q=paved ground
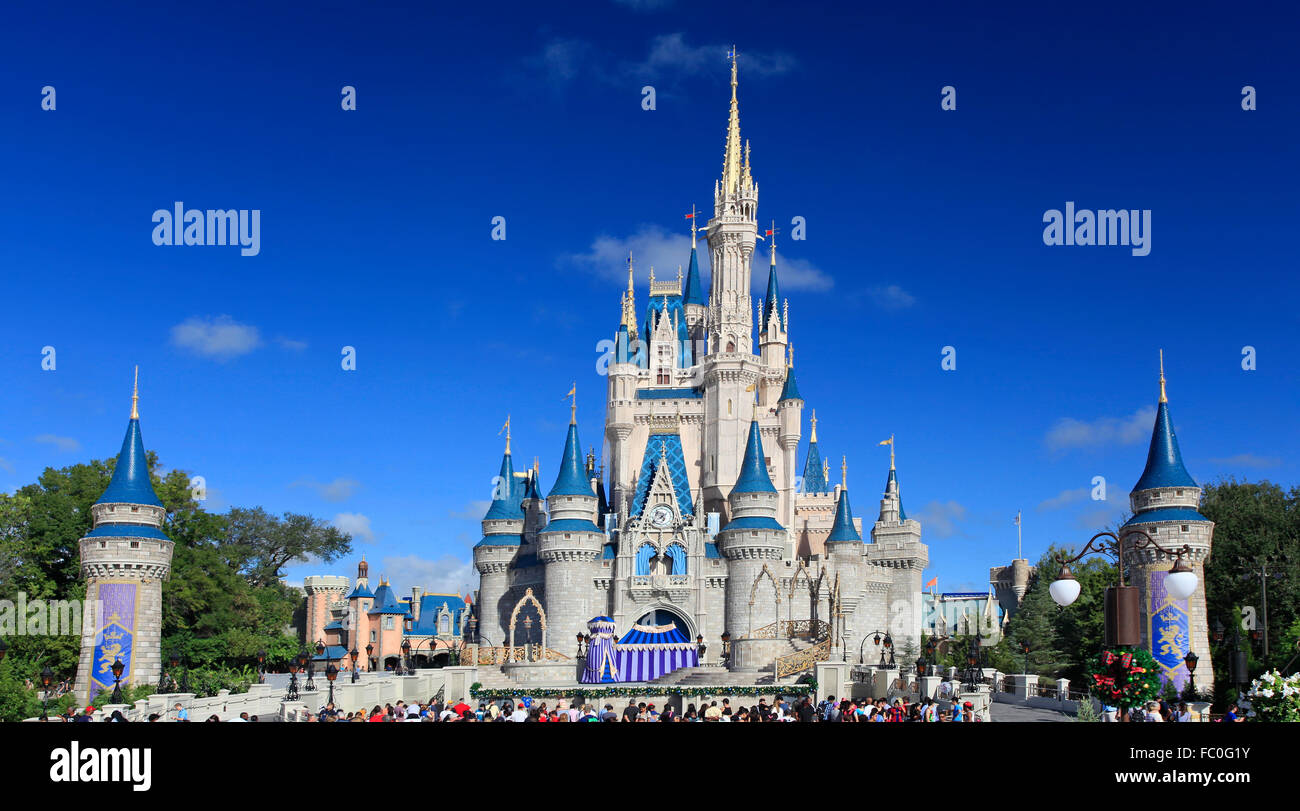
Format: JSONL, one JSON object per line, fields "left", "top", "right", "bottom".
{"left": 989, "top": 703, "right": 1073, "bottom": 722}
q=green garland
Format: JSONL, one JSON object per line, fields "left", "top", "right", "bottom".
{"left": 1087, "top": 647, "right": 1161, "bottom": 711}
{"left": 468, "top": 680, "right": 817, "bottom": 701}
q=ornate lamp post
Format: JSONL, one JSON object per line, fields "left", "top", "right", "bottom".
{"left": 349, "top": 648, "right": 360, "bottom": 682}
{"left": 721, "top": 631, "right": 731, "bottom": 667}
{"left": 286, "top": 657, "right": 301, "bottom": 701}
{"left": 298, "top": 648, "right": 314, "bottom": 692}
{"left": 576, "top": 632, "right": 587, "bottom": 660}
{"left": 1020, "top": 639, "right": 1031, "bottom": 675}
{"left": 256, "top": 649, "right": 266, "bottom": 684}
{"left": 1184, "top": 651, "right": 1199, "bottom": 697}
{"left": 858, "top": 631, "right": 895, "bottom": 668}
{"left": 110, "top": 658, "right": 125, "bottom": 704}
{"left": 325, "top": 664, "right": 339, "bottom": 707}
{"left": 365, "top": 642, "right": 374, "bottom": 673}
{"left": 696, "top": 634, "right": 707, "bottom": 662}
{"left": 40, "top": 666, "right": 54, "bottom": 720}
{"left": 401, "top": 638, "right": 412, "bottom": 674}
{"left": 1050, "top": 529, "right": 1196, "bottom": 646}
{"left": 963, "top": 638, "right": 985, "bottom": 690}
{"left": 1214, "top": 617, "right": 1250, "bottom": 693}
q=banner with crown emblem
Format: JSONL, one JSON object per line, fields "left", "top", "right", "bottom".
{"left": 1149, "top": 570, "right": 1190, "bottom": 692}
{"left": 89, "top": 582, "right": 138, "bottom": 702}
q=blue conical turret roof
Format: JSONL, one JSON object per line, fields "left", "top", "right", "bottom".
{"left": 779, "top": 363, "right": 802, "bottom": 402}
{"left": 733, "top": 418, "right": 776, "bottom": 494}
{"left": 886, "top": 467, "right": 908, "bottom": 521}
{"left": 549, "top": 420, "right": 594, "bottom": 497}
{"left": 96, "top": 418, "right": 163, "bottom": 507}
{"left": 683, "top": 247, "right": 705, "bottom": 306}
{"left": 827, "top": 488, "right": 862, "bottom": 542}
{"left": 803, "top": 442, "right": 828, "bottom": 494}
{"left": 1133, "top": 401, "right": 1197, "bottom": 491}
{"left": 483, "top": 449, "right": 523, "bottom": 520}
{"left": 760, "top": 256, "right": 783, "bottom": 332}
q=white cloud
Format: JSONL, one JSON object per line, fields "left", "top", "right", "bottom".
{"left": 867, "top": 284, "right": 916, "bottom": 310}
{"left": 170, "top": 315, "right": 262, "bottom": 360}
{"left": 276, "top": 337, "right": 308, "bottom": 351}
{"left": 624, "top": 34, "right": 796, "bottom": 80}
{"left": 1044, "top": 406, "right": 1155, "bottom": 452}
{"left": 380, "top": 554, "right": 477, "bottom": 599}
{"left": 1208, "top": 453, "right": 1281, "bottom": 468}
{"left": 333, "top": 512, "right": 375, "bottom": 543}
{"left": 34, "top": 434, "right": 81, "bottom": 452}
{"left": 912, "top": 500, "right": 967, "bottom": 539}
{"left": 1037, "top": 487, "right": 1089, "bottom": 511}
{"left": 449, "top": 500, "right": 492, "bottom": 521}
{"left": 292, "top": 477, "right": 361, "bottom": 503}
{"left": 532, "top": 37, "right": 592, "bottom": 85}
{"left": 565, "top": 224, "right": 832, "bottom": 294}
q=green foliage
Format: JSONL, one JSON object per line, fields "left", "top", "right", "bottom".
{"left": 1200, "top": 480, "right": 1300, "bottom": 701}
{"left": 1088, "top": 646, "right": 1162, "bottom": 710}
{"left": 1074, "top": 695, "right": 1100, "bottom": 722}
{"left": 0, "top": 450, "right": 353, "bottom": 710}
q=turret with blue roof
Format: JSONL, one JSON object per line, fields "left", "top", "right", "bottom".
{"left": 1124, "top": 352, "right": 1210, "bottom": 527}
{"left": 826, "top": 472, "right": 863, "bottom": 546}
{"left": 477, "top": 416, "right": 525, "bottom": 549}
{"left": 802, "top": 411, "right": 830, "bottom": 495}
{"left": 537, "top": 393, "right": 607, "bottom": 640}
{"left": 86, "top": 367, "right": 170, "bottom": 542}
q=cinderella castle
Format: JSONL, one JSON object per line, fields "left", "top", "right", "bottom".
{"left": 467, "top": 55, "right": 930, "bottom": 680}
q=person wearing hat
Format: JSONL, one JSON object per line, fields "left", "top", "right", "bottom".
{"left": 75, "top": 706, "right": 95, "bottom": 723}
{"left": 961, "top": 700, "right": 975, "bottom": 722}
{"left": 510, "top": 702, "right": 528, "bottom": 722}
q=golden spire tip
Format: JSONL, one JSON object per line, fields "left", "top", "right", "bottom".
{"left": 1158, "top": 349, "right": 1167, "bottom": 403}
{"left": 130, "top": 365, "right": 140, "bottom": 420}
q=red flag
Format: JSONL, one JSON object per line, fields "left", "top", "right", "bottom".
{"left": 685, "top": 212, "right": 696, "bottom": 219}
{"left": 924, "top": 576, "right": 938, "bottom": 588}
{"left": 765, "top": 229, "right": 773, "bottom": 236}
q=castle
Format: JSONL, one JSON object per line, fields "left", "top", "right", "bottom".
{"left": 470, "top": 55, "right": 929, "bottom": 679}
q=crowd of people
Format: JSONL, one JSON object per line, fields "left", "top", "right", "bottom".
{"left": 282, "top": 692, "right": 982, "bottom": 722}
{"left": 1100, "top": 697, "right": 1246, "bottom": 722}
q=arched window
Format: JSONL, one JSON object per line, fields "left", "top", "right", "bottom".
{"left": 440, "top": 615, "right": 450, "bottom": 634}
{"left": 635, "top": 543, "right": 656, "bottom": 576}
{"left": 665, "top": 543, "right": 687, "bottom": 575}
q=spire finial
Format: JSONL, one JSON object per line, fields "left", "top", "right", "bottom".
{"left": 130, "top": 365, "right": 139, "bottom": 420}
{"left": 787, "top": 342, "right": 793, "bottom": 369}
{"left": 500, "top": 414, "right": 512, "bottom": 454}
{"left": 810, "top": 409, "right": 818, "bottom": 443}
{"left": 687, "top": 204, "right": 699, "bottom": 249}
{"left": 721, "top": 46, "right": 743, "bottom": 196}
{"left": 566, "top": 382, "right": 577, "bottom": 424}
{"left": 769, "top": 219, "right": 778, "bottom": 265}
{"left": 841, "top": 455, "right": 848, "bottom": 488}
{"left": 1158, "top": 349, "right": 1167, "bottom": 403}
{"left": 890, "top": 433, "right": 895, "bottom": 470}
{"left": 823, "top": 458, "right": 829, "bottom": 482}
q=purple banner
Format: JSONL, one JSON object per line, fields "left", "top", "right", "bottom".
{"left": 1149, "top": 570, "right": 1190, "bottom": 692}
{"left": 90, "top": 582, "right": 138, "bottom": 701}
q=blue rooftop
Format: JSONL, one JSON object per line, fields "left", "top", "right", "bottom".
{"left": 779, "top": 364, "right": 802, "bottom": 402}
{"left": 543, "top": 517, "right": 602, "bottom": 534}
{"left": 96, "top": 418, "right": 163, "bottom": 507}
{"left": 1133, "top": 401, "right": 1198, "bottom": 492}
{"left": 549, "top": 421, "right": 595, "bottom": 497}
{"left": 721, "top": 515, "right": 785, "bottom": 532}
{"left": 803, "top": 438, "right": 829, "bottom": 494}
{"left": 408, "top": 594, "right": 467, "bottom": 636}
{"left": 1123, "top": 507, "right": 1209, "bottom": 526}
{"left": 760, "top": 255, "right": 784, "bottom": 333}
{"left": 84, "top": 523, "right": 171, "bottom": 541}
{"left": 483, "top": 450, "right": 524, "bottom": 520}
{"left": 368, "top": 583, "right": 408, "bottom": 615}
{"left": 733, "top": 419, "right": 776, "bottom": 494}
{"left": 347, "top": 582, "right": 374, "bottom": 600}
{"left": 636, "top": 388, "right": 703, "bottom": 400}
{"left": 683, "top": 246, "right": 705, "bottom": 305}
{"left": 827, "top": 488, "right": 862, "bottom": 542}
{"left": 474, "top": 534, "right": 523, "bottom": 547}
{"left": 630, "top": 433, "right": 694, "bottom": 518}
{"left": 886, "top": 468, "right": 908, "bottom": 521}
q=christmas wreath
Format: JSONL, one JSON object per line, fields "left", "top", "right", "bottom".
{"left": 1087, "top": 647, "right": 1160, "bottom": 710}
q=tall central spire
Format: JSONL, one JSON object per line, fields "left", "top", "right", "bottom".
{"left": 721, "top": 46, "right": 743, "bottom": 196}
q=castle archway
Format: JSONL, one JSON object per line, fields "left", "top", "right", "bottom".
{"left": 632, "top": 605, "right": 696, "bottom": 641}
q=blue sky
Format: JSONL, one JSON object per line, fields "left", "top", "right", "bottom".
{"left": 2, "top": 1, "right": 1296, "bottom": 596}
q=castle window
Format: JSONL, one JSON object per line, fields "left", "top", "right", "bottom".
{"left": 1181, "top": 525, "right": 1189, "bottom": 532}
{"left": 130, "top": 541, "right": 139, "bottom": 549}
{"left": 1150, "top": 492, "right": 1161, "bottom": 500}
{"left": 1150, "top": 527, "right": 1159, "bottom": 533}
{"left": 99, "top": 542, "right": 106, "bottom": 548}
{"left": 383, "top": 616, "right": 394, "bottom": 630}
{"left": 440, "top": 616, "right": 450, "bottom": 633}
{"left": 1176, "top": 490, "right": 1184, "bottom": 496}
{"left": 131, "top": 506, "right": 138, "bottom": 512}
{"left": 370, "top": 631, "right": 376, "bottom": 642}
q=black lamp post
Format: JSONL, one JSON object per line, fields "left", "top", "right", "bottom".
{"left": 1020, "top": 639, "right": 1031, "bottom": 676}
{"left": 365, "top": 642, "right": 374, "bottom": 672}
{"left": 1184, "top": 651, "right": 1199, "bottom": 697}
{"left": 915, "top": 657, "right": 927, "bottom": 677}
{"left": 576, "top": 632, "right": 587, "bottom": 660}
{"left": 401, "top": 638, "right": 412, "bottom": 674}
{"left": 696, "top": 634, "right": 707, "bottom": 662}
{"left": 721, "top": 631, "right": 731, "bottom": 667}
{"left": 325, "top": 664, "right": 339, "bottom": 707}
{"left": 256, "top": 649, "right": 266, "bottom": 684}
{"left": 110, "top": 658, "right": 125, "bottom": 704}
{"left": 858, "top": 630, "right": 895, "bottom": 668}
{"left": 286, "top": 658, "right": 300, "bottom": 701}
{"left": 924, "top": 636, "right": 938, "bottom": 676}
{"left": 40, "top": 666, "right": 54, "bottom": 720}
{"left": 298, "top": 647, "right": 313, "bottom": 692}
{"left": 350, "top": 648, "right": 360, "bottom": 682}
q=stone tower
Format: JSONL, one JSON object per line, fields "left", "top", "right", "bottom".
{"left": 472, "top": 425, "right": 524, "bottom": 648}
{"left": 866, "top": 443, "right": 929, "bottom": 652}
{"left": 1122, "top": 356, "right": 1214, "bottom": 694}
{"left": 716, "top": 413, "right": 786, "bottom": 668}
{"left": 75, "top": 371, "right": 175, "bottom": 702}
{"left": 537, "top": 405, "right": 605, "bottom": 641}
{"left": 303, "top": 574, "right": 349, "bottom": 648}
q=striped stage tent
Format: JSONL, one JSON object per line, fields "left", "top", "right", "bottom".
{"left": 582, "top": 616, "right": 619, "bottom": 684}
{"left": 612, "top": 623, "right": 699, "bottom": 682}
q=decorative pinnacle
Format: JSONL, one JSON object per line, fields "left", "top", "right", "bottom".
{"left": 567, "top": 382, "right": 577, "bottom": 424}
{"left": 501, "top": 414, "right": 512, "bottom": 454}
{"left": 810, "top": 409, "right": 818, "bottom": 443}
{"left": 769, "top": 219, "right": 778, "bottom": 265}
{"left": 787, "top": 342, "right": 794, "bottom": 369}
{"left": 842, "top": 455, "right": 848, "bottom": 488}
{"left": 1158, "top": 349, "right": 1167, "bottom": 403}
{"left": 688, "top": 203, "right": 699, "bottom": 248}
{"left": 130, "top": 365, "right": 139, "bottom": 420}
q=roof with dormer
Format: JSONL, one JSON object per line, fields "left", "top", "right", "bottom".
{"left": 642, "top": 294, "right": 692, "bottom": 368}
{"left": 733, "top": 418, "right": 776, "bottom": 494}
{"left": 96, "top": 418, "right": 164, "bottom": 507}
{"left": 368, "top": 582, "right": 408, "bottom": 615}
{"left": 630, "top": 432, "right": 694, "bottom": 518}
{"left": 827, "top": 488, "right": 862, "bottom": 542}
{"left": 549, "top": 421, "right": 594, "bottom": 497}
{"left": 1133, "top": 401, "right": 1198, "bottom": 492}
{"left": 408, "top": 593, "right": 467, "bottom": 636}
